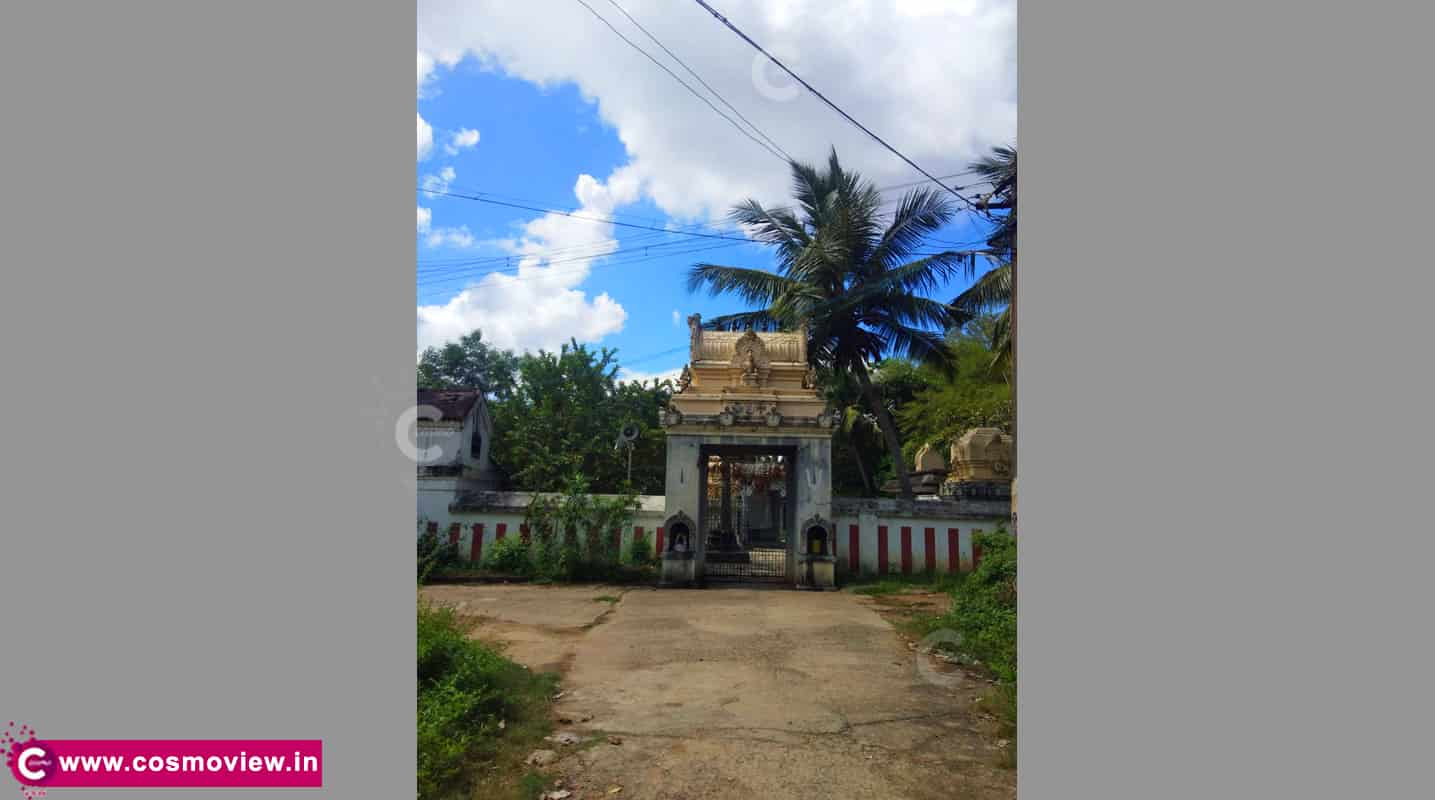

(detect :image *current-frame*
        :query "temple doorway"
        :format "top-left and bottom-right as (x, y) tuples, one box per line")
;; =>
(698, 445), (795, 582)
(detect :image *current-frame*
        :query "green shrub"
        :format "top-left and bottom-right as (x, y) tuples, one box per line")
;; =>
(947, 528), (1016, 684)
(624, 534), (655, 567)
(481, 536), (532, 576)
(523, 473), (643, 583)
(417, 520), (458, 585)
(416, 603), (511, 797)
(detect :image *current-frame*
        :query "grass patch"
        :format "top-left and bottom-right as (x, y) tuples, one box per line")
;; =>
(418, 600), (560, 800)
(593, 595), (620, 603)
(894, 609), (947, 640)
(845, 572), (964, 595)
(871, 530), (1017, 769)
(515, 771), (552, 800)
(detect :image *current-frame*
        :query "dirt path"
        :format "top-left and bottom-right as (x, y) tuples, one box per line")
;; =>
(421, 584), (1013, 800)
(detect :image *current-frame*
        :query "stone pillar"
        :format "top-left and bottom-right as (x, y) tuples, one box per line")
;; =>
(663, 435), (701, 539)
(790, 437), (832, 585)
(720, 458), (733, 539)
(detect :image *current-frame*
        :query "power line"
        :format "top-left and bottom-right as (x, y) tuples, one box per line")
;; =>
(422, 186), (697, 232)
(417, 230), (681, 275)
(419, 236), (991, 292)
(420, 239), (734, 285)
(417, 236), (753, 285)
(417, 239), (749, 290)
(416, 186), (992, 287)
(688, 0), (981, 209)
(620, 345), (689, 368)
(417, 170), (983, 266)
(422, 170), (977, 230)
(571, 0), (788, 163)
(422, 188), (758, 242)
(600, 0), (790, 161)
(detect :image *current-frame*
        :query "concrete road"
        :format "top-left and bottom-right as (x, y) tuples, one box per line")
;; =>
(421, 584), (1014, 800)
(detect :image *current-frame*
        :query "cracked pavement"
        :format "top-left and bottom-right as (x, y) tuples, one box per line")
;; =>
(421, 584), (1014, 799)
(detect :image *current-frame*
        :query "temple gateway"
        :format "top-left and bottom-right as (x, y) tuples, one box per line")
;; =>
(418, 315), (1012, 590)
(657, 315), (839, 588)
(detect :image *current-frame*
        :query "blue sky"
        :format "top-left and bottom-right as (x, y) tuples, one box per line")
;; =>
(417, 0), (1016, 383)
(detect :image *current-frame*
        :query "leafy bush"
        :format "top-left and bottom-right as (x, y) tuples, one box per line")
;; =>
(948, 528), (1017, 684)
(523, 473), (643, 583)
(481, 536), (532, 576)
(416, 603), (561, 798)
(417, 520), (458, 585)
(416, 603), (511, 797)
(624, 534), (654, 568)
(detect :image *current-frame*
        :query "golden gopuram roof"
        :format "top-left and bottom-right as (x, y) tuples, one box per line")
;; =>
(658, 314), (836, 435)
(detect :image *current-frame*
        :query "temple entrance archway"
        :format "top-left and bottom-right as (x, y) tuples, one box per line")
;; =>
(659, 315), (836, 589)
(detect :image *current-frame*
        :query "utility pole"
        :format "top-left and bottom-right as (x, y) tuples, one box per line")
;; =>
(976, 193), (1015, 535)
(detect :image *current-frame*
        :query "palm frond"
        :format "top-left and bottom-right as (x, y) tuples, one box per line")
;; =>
(872, 321), (950, 367)
(878, 251), (977, 297)
(969, 144), (1016, 191)
(729, 199), (811, 255)
(969, 144), (1016, 256)
(952, 262), (1011, 314)
(789, 159), (828, 227)
(868, 187), (957, 269)
(686, 263), (797, 306)
(985, 308), (1013, 376)
(872, 292), (959, 332)
(704, 309), (786, 331)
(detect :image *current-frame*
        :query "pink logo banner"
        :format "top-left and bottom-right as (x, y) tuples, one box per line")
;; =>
(6, 739), (322, 789)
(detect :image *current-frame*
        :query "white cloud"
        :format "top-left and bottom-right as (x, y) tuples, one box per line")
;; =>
(417, 167), (642, 352)
(445, 128), (481, 155)
(671, 309), (681, 326)
(417, 113), (433, 161)
(417, 0), (1015, 220)
(417, 205), (432, 233)
(422, 165), (457, 195)
(416, 0), (1015, 353)
(425, 225), (476, 249)
(418, 49), (463, 98)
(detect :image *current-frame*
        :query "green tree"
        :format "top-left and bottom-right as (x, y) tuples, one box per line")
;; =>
(416, 329), (520, 399)
(816, 366), (885, 495)
(490, 340), (670, 494)
(895, 321), (1011, 454)
(687, 151), (973, 498)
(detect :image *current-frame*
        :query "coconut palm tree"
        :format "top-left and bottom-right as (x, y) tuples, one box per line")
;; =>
(687, 150), (973, 498)
(952, 145), (1016, 376)
(955, 145), (1017, 494)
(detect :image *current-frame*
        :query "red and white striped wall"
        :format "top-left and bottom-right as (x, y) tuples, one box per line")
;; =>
(829, 515), (1002, 576)
(420, 485), (1007, 575)
(418, 485), (668, 564)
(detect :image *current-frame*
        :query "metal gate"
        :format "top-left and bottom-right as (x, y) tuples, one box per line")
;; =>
(704, 538), (788, 581)
(699, 447), (794, 583)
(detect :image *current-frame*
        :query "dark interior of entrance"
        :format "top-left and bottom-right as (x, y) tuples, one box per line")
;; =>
(698, 445), (795, 581)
